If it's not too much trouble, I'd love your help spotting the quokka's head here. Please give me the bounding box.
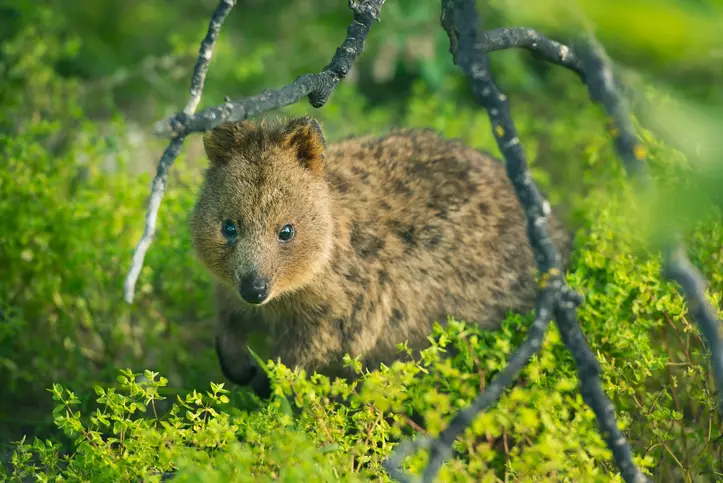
[190,116,334,305]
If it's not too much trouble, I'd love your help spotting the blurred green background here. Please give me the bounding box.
[1,0,722,480]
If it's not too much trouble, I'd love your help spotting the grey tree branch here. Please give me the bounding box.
[123,0,237,304]
[185,0,236,115]
[383,1,648,481]
[663,244,723,412]
[479,27,634,102]
[152,0,384,138]
[123,0,386,303]
[578,37,723,413]
[474,23,723,419]
[480,27,584,79]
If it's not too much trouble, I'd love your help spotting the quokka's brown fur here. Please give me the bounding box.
[189,116,572,397]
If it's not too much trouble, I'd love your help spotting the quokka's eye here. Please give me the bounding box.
[221,219,238,240]
[278,224,295,242]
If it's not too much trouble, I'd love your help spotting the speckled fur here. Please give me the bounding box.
[189,117,572,397]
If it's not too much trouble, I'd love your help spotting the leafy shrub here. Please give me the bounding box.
[0,5,219,444]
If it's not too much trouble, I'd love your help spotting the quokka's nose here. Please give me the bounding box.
[238,275,269,304]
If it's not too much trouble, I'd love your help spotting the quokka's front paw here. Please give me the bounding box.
[215,336,259,386]
[249,371,272,399]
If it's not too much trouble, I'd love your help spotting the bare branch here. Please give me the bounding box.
[419,289,558,481]
[663,244,723,412]
[480,27,584,79]
[578,37,723,413]
[123,0,236,304]
[123,0,386,303]
[185,0,236,115]
[151,72,337,137]
[124,136,186,303]
[552,305,648,483]
[578,39,650,182]
[478,27,633,104]
[152,0,385,138]
[383,1,648,481]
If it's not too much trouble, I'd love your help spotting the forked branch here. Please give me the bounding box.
[123,0,386,303]
[385,1,721,482]
[383,1,647,481]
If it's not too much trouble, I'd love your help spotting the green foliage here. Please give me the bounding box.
[0,3,219,443]
[2,0,723,481]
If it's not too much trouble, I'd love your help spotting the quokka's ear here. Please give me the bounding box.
[280,116,327,175]
[202,121,251,166]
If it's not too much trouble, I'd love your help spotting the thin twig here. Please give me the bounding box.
[662,246,723,411]
[123,0,386,303]
[123,0,236,303]
[185,0,236,115]
[384,437,431,482]
[124,136,187,303]
[478,27,635,114]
